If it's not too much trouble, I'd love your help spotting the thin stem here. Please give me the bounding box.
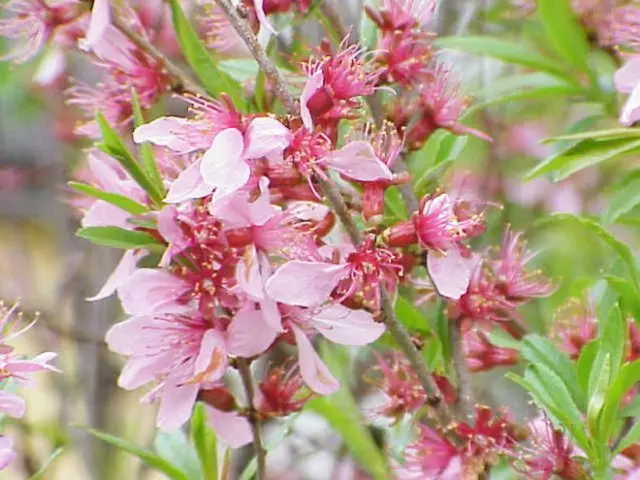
[213,0,297,115]
[214,0,456,429]
[237,358,267,480]
[110,15,207,96]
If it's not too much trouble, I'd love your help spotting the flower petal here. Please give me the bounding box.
[300,70,324,130]
[207,407,253,448]
[253,0,278,35]
[157,383,199,431]
[118,269,190,315]
[427,249,475,300]
[311,304,385,345]
[88,250,141,301]
[615,55,640,94]
[201,129,250,199]
[243,117,291,160]
[325,141,393,181]
[265,261,350,307]
[620,82,640,126]
[193,329,228,383]
[80,0,111,51]
[227,305,278,357]
[133,117,197,154]
[292,325,339,395]
[0,392,25,418]
[165,159,213,203]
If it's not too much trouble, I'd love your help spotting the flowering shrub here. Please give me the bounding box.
[2,0,640,478]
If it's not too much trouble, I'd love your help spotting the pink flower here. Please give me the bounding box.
[200,3,251,57]
[551,299,597,359]
[106,308,229,431]
[462,325,519,372]
[395,424,461,480]
[157,117,291,203]
[256,362,312,418]
[0,391,25,418]
[615,55,640,126]
[367,0,437,32]
[81,0,110,51]
[0,0,80,63]
[207,406,252,448]
[491,228,554,301]
[0,436,15,471]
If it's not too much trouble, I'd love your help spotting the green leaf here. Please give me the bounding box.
[525,137,640,182]
[305,344,389,480]
[395,296,430,333]
[191,402,218,480]
[543,128,640,144]
[413,131,468,195]
[520,334,585,409]
[154,431,201,480]
[576,341,598,394]
[131,89,164,193]
[169,0,247,111]
[96,113,164,205]
[217,59,259,83]
[30,447,64,480]
[77,226,163,250]
[435,36,572,80]
[615,421,640,454]
[82,428,190,480]
[537,0,591,73]
[586,353,611,435]
[383,186,408,221]
[68,182,149,216]
[599,360,640,443]
[487,328,522,351]
[604,174,640,224]
[536,214,640,290]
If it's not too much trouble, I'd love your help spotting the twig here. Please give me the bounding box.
[213,0,297,114]
[213,0,456,429]
[110,15,206,96]
[237,359,267,480]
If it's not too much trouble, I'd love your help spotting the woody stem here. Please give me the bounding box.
[237,358,267,480]
[213,1,456,429]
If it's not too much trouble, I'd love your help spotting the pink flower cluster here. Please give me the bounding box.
[0,303,57,471]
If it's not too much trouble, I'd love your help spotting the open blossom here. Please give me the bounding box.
[0,0,81,63]
[301,40,382,137]
[394,424,461,479]
[551,299,597,359]
[255,362,312,418]
[462,324,519,372]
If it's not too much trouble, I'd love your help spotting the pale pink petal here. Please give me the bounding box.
[33,47,66,86]
[157,383,199,431]
[253,0,277,34]
[133,117,197,154]
[422,193,454,216]
[300,70,324,130]
[106,315,152,355]
[0,392,25,418]
[118,354,167,390]
[620,82,640,126]
[615,55,640,94]
[201,129,250,199]
[265,261,350,307]
[441,456,463,480]
[165,159,213,203]
[193,329,227,383]
[88,250,141,301]
[292,325,339,395]
[207,407,253,448]
[81,0,111,51]
[288,201,331,221]
[236,247,263,299]
[243,117,292,160]
[81,200,131,229]
[118,269,191,315]
[325,141,393,181]
[227,305,279,357]
[311,304,385,345]
[0,437,15,471]
[427,249,475,300]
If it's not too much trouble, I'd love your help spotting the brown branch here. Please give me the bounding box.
[213,0,297,114]
[211,0,456,429]
[237,358,267,480]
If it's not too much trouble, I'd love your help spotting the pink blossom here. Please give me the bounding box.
[0,0,80,63]
[255,362,312,418]
[551,299,597,359]
[118,268,191,316]
[615,55,640,126]
[367,0,437,32]
[106,309,229,431]
[395,425,461,479]
[462,325,519,372]
[207,406,252,448]
[80,0,110,51]
[0,391,25,418]
[88,250,143,301]
[0,436,15,471]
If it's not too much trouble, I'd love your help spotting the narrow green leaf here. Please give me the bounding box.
[586,353,610,435]
[384,186,408,221]
[599,360,640,443]
[525,137,640,182]
[536,214,640,291]
[487,328,522,351]
[615,421,640,454]
[31,447,64,480]
[413,132,467,194]
[77,226,163,250]
[96,113,164,204]
[538,0,591,73]
[576,341,598,394]
[68,182,149,216]
[605,175,640,224]
[521,334,585,409]
[168,0,248,110]
[82,428,190,480]
[395,296,430,333]
[154,431,200,480]
[435,36,572,80]
[191,402,218,480]
[543,128,640,144]
[131,89,164,193]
